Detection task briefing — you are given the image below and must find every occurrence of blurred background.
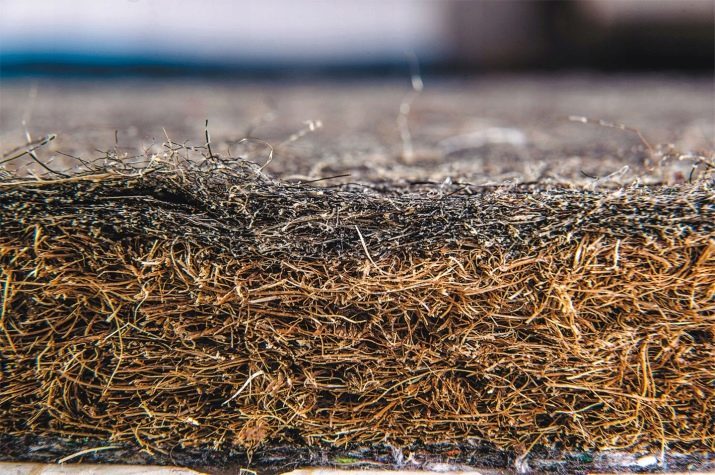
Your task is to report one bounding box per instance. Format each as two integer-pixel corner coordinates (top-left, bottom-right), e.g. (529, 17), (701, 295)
(0, 0), (713, 186)
(1, 0), (713, 76)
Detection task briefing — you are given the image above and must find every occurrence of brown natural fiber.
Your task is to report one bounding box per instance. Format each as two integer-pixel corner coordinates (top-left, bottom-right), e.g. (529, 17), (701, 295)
(1, 149), (713, 458)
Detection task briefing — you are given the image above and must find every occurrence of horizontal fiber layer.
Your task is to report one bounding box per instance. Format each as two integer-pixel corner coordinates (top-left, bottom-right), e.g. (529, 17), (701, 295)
(1, 162), (714, 455)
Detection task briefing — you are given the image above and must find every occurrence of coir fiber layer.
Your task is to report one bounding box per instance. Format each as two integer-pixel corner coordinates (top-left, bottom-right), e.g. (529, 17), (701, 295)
(1, 156), (713, 458)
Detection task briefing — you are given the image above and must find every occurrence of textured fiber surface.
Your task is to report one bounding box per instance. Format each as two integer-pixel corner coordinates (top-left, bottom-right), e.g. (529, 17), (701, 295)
(1, 150), (713, 459)
(1, 77), (714, 471)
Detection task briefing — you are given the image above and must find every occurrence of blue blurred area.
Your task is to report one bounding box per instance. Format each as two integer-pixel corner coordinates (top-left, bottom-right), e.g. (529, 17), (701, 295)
(0, 50), (423, 79)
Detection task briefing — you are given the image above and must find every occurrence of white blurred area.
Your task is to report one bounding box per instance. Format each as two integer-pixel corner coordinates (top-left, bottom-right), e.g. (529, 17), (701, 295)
(0, 0), (450, 64)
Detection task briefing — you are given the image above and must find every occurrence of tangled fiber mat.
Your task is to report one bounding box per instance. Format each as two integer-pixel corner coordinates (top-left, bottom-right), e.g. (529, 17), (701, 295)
(1, 151), (713, 460)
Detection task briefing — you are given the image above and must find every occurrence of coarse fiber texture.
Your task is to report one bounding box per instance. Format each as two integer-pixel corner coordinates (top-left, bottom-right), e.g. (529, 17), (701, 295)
(0, 155), (714, 457)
